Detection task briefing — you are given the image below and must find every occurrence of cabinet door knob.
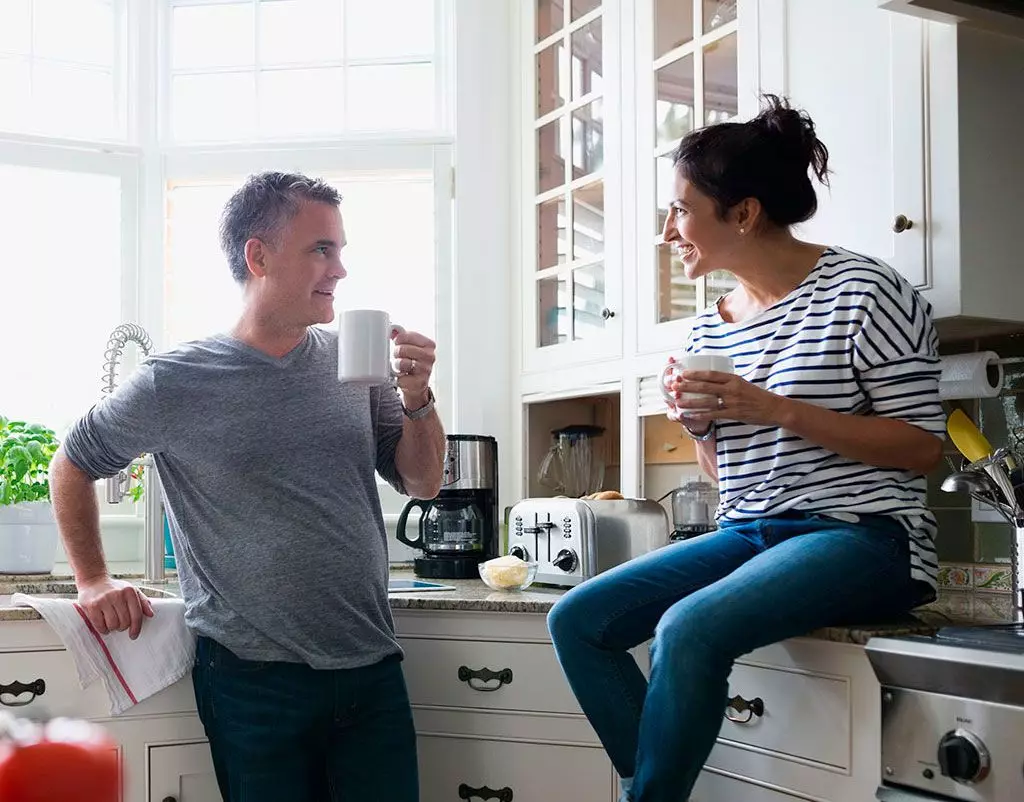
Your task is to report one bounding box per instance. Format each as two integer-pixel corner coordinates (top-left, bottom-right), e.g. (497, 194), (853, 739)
(601, 307), (615, 320)
(893, 214), (914, 233)
(0, 679), (46, 707)
(725, 694), (764, 723)
(459, 783), (513, 801)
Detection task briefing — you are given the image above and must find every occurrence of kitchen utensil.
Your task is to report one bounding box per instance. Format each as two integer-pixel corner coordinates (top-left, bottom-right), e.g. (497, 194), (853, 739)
(947, 409), (993, 463)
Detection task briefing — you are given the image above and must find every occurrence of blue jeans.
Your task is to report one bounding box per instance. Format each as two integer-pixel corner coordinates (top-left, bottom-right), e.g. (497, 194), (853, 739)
(192, 637), (418, 802)
(546, 513), (929, 802)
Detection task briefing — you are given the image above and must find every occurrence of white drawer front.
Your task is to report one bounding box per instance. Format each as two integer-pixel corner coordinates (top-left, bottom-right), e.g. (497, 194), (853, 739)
(720, 661), (851, 770)
(0, 648), (197, 720)
(692, 770), (806, 802)
(417, 734), (612, 802)
(400, 637), (580, 715)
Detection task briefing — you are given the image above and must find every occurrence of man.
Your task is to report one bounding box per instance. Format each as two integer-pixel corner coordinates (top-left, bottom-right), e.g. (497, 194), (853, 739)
(49, 172), (445, 802)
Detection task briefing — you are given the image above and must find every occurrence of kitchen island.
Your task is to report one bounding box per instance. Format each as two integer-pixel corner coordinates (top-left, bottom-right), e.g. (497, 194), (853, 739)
(0, 569), (1015, 801)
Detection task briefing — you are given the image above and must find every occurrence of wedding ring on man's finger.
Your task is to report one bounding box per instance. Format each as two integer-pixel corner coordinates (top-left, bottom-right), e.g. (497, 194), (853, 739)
(717, 396), (725, 410)
(410, 359), (417, 374)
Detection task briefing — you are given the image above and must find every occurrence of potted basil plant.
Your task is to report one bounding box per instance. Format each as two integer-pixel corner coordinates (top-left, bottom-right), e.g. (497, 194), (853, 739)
(0, 416), (60, 574)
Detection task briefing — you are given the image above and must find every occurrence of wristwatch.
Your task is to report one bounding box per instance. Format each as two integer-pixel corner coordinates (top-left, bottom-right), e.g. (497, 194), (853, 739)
(403, 387), (436, 420)
(681, 421), (715, 441)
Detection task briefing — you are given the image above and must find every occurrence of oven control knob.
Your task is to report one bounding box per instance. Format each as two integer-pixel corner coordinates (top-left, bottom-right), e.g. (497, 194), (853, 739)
(509, 545), (530, 561)
(937, 730), (990, 784)
(553, 548), (579, 573)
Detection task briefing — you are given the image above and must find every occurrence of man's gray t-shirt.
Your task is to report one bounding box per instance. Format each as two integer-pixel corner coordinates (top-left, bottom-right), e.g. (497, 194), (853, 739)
(62, 327), (407, 669)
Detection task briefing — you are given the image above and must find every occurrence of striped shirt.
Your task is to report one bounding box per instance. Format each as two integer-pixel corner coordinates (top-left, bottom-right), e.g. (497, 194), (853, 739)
(687, 247), (944, 589)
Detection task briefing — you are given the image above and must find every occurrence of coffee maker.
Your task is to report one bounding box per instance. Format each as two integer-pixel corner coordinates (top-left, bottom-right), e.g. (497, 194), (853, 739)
(396, 434), (499, 578)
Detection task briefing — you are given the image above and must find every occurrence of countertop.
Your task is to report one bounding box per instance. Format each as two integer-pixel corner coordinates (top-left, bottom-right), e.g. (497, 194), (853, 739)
(0, 568), (1014, 646)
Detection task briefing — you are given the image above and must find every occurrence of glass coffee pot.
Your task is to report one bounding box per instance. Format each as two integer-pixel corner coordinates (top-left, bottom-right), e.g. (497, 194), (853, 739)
(396, 495), (485, 557)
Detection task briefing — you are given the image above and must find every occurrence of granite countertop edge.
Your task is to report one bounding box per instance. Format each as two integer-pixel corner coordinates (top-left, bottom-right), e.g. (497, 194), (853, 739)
(0, 570), (1010, 646)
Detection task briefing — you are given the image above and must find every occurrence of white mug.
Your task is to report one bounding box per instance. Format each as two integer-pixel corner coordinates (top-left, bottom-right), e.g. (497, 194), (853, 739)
(660, 353), (735, 411)
(338, 309), (406, 384)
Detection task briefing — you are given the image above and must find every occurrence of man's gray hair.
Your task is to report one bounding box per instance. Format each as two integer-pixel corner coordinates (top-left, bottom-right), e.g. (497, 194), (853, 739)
(219, 171), (342, 284)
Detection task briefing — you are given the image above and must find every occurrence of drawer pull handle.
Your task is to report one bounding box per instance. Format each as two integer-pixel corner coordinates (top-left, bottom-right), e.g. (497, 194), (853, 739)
(0, 679), (46, 707)
(458, 783), (513, 801)
(457, 665), (513, 692)
(725, 694), (764, 724)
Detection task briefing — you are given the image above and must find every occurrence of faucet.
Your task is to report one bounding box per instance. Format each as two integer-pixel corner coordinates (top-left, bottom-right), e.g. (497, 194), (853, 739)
(942, 447), (1024, 621)
(101, 324), (166, 583)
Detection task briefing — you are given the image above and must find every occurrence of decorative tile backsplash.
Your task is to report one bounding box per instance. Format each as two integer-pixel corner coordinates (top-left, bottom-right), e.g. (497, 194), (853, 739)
(929, 330), (1024, 568)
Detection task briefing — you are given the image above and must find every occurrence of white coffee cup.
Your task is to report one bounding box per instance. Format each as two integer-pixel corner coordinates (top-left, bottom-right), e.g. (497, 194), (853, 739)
(338, 309), (406, 384)
(660, 353), (735, 411)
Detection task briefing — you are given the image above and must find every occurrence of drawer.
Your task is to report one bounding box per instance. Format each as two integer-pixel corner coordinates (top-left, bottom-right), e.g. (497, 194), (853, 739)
(417, 733), (612, 802)
(720, 660), (851, 770)
(399, 636), (580, 715)
(692, 769), (806, 802)
(0, 648), (197, 720)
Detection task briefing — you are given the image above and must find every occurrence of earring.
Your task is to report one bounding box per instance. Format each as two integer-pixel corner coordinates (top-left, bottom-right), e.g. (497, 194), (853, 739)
(739, 228), (745, 235)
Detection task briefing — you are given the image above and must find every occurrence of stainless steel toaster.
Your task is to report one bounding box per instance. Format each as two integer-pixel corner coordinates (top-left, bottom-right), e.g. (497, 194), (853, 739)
(506, 498), (671, 587)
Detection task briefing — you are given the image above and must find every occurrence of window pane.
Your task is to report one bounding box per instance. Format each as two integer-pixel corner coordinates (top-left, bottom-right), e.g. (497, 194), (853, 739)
(0, 166), (122, 435)
(655, 0), (693, 57)
(536, 196), (567, 270)
(259, 0), (343, 65)
(571, 0), (600, 20)
(333, 177), (435, 341)
(0, 0), (31, 56)
(536, 0), (562, 42)
(259, 68), (345, 137)
(538, 275), (569, 347)
(172, 72), (258, 142)
(34, 62), (116, 139)
(34, 0), (114, 67)
(535, 40), (564, 118)
(657, 246), (698, 323)
(571, 99), (603, 179)
(656, 54), (694, 149)
(573, 263), (605, 340)
(706, 270), (738, 301)
(704, 32), (738, 125)
(172, 3), (255, 70)
(537, 117), (564, 194)
(656, 153), (676, 235)
(0, 57), (31, 130)
(347, 64), (434, 130)
(572, 181), (603, 261)
(704, 0), (737, 32)
(165, 182), (241, 347)
(346, 0), (434, 60)
(570, 17), (602, 100)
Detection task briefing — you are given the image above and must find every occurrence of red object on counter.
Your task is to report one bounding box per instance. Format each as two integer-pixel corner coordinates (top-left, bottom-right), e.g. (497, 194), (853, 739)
(0, 716), (119, 802)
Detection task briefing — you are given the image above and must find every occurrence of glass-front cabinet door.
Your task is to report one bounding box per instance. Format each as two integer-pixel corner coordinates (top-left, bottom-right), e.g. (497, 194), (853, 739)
(635, 0), (756, 354)
(524, 0), (623, 373)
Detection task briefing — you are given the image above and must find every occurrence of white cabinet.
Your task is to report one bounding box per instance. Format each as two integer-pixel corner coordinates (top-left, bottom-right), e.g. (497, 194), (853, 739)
(148, 742), (220, 802)
(394, 608), (619, 802)
(759, 0), (1024, 329)
(759, 0), (928, 289)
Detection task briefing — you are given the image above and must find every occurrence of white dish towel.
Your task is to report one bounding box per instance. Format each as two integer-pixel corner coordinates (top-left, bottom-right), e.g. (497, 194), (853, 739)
(11, 593), (196, 716)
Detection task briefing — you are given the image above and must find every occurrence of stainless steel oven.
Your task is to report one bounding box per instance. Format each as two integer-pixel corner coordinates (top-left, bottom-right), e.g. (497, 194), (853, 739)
(867, 624), (1024, 801)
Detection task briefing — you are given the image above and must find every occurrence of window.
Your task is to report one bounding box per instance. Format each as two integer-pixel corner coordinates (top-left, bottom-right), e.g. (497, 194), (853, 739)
(652, 0), (739, 324)
(167, 0), (438, 143)
(0, 0), (126, 140)
(0, 160), (132, 436)
(533, 0), (607, 349)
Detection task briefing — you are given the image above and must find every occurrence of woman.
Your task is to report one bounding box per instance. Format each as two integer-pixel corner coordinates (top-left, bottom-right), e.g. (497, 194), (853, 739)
(546, 95), (945, 802)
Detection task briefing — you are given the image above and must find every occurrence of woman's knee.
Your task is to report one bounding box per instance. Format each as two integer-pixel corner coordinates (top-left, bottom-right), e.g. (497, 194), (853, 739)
(547, 584), (602, 644)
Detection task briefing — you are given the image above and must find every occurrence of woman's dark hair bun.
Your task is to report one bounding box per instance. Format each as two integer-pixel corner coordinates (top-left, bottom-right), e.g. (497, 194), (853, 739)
(751, 94), (830, 186)
(672, 94), (831, 228)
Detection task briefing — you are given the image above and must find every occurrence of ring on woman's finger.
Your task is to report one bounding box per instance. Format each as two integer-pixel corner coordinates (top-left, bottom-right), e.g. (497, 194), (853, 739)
(717, 396), (725, 410)
(409, 359), (417, 374)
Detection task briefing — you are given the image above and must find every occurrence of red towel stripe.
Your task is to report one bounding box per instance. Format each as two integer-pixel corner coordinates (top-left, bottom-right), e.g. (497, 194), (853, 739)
(73, 603), (139, 706)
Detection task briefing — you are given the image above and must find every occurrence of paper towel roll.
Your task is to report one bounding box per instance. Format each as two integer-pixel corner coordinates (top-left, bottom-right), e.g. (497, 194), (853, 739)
(938, 351), (1004, 400)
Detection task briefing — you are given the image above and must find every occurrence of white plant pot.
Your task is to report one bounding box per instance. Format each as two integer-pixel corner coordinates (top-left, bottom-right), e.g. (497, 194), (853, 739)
(0, 502), (58, 575)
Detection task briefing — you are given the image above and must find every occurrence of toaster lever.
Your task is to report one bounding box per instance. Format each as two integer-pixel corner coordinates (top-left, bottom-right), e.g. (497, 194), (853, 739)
(522, 521), (556, 534)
